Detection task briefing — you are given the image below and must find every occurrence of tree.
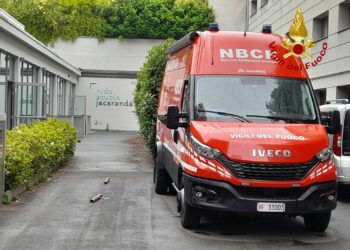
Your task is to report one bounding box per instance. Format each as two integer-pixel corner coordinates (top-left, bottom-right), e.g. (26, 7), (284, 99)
(104, 0), (215, 39)
(0, 0), (109, 44)
(0, 0), (215, 44)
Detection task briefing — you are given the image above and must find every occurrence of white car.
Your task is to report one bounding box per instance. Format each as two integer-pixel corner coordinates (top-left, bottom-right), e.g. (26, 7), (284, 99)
(320, 99), (350, 185)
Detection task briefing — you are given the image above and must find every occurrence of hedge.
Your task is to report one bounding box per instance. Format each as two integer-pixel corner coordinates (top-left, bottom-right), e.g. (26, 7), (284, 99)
(5, 119), (77, 190)
(134, 39), (175, 156)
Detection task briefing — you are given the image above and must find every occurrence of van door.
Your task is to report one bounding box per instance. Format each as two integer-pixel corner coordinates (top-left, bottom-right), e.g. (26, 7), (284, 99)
(341, 110), (350, 178)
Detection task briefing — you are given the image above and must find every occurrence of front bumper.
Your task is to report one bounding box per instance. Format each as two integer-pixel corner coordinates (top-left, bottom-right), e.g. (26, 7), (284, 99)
(183, 174), (337, 215)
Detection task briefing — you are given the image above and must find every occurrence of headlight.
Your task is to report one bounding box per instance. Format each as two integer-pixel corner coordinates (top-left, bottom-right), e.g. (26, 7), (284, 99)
(316, 148), (332, 162)
(190, 135), (221, 160)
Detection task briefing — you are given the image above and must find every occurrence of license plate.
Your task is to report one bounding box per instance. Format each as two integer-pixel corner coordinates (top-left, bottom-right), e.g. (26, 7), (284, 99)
(257, 202), (285, 212)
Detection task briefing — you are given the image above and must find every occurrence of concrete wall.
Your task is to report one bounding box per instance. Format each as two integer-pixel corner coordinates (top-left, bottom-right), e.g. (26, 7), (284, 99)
(77, 77), (138, 131)
(208, 0), (246, 31)
(248, 0), (350, 103)
(52, 38), (162, 71)
(53, 38), (162, 131)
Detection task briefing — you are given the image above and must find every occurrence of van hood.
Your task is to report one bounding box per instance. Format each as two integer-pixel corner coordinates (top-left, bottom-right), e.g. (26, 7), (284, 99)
(190, 121), (328, 164)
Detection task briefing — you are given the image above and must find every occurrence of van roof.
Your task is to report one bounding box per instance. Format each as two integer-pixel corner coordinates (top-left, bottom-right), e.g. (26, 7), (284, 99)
(167, 31), (310, 79)
(320, 103), (350, 120)
(320, 103), (350, 110)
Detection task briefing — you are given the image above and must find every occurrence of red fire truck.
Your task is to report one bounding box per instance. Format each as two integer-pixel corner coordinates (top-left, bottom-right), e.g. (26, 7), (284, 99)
(154, 24), (340, 232)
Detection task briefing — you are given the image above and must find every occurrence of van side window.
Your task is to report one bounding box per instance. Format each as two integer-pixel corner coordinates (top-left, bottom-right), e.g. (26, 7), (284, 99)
(181, 84), (190, 114)
(343, 110), (350, 156)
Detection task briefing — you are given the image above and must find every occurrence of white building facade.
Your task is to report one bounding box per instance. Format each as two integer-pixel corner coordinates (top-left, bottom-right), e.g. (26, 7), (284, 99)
(0, 8), (161, 132)
(208, 0), (246, 31)
(248, 0), (350, 104)
(0, 9), (80, 129)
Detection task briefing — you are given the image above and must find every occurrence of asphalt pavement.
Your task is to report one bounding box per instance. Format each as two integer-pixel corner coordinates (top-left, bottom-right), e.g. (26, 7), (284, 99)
(0, 131), (350, 250)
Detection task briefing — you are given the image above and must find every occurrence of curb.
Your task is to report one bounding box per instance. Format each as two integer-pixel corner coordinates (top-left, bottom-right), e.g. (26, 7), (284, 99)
(5, 176), (39, 202)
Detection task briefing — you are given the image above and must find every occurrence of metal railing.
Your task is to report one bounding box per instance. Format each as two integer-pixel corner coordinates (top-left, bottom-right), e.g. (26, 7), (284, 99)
(15, 114), (92, 138)
(49, 115), (91, 138)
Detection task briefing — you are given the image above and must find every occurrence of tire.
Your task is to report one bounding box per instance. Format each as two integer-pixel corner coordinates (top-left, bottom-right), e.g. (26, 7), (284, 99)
(304, 212), (331, 232)
(179, 178), (201, 228)
(154, 154), (174, 195)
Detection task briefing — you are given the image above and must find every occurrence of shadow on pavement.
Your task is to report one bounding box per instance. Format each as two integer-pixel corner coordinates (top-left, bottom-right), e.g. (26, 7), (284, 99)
(184, 212), (340, 245)
(338, 184), (350, 203)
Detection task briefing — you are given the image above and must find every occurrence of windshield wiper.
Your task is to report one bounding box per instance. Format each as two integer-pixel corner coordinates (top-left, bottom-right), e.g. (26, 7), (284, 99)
(197, 110), (251, 123)
(246, 114), (302, 123)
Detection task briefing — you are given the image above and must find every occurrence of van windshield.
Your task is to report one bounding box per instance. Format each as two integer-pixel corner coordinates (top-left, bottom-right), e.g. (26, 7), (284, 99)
(194, 75), (318, 123)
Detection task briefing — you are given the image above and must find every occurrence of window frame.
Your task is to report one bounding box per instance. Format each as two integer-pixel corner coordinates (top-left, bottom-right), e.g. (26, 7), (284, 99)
(260, 0), (268, 9)
(251, 0), (257, 17)
(313, 11), (329, 41)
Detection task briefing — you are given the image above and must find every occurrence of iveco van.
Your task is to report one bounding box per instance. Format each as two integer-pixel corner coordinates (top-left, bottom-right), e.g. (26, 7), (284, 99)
(154, 24), (340, 232)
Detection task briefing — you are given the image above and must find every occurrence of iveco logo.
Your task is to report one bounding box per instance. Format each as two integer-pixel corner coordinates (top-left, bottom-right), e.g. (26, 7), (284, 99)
(252, 149), (292, 158)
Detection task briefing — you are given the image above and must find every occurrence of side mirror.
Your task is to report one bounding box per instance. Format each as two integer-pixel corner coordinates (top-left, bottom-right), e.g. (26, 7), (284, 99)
(166, 106), (180, 129)
(322, 110), (340, 134)
(166, 106), (188, 129)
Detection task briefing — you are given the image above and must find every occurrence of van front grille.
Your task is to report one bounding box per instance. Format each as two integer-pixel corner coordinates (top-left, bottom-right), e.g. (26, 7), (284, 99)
(234, 186), (306, 199)
(218, 156), (319, 181)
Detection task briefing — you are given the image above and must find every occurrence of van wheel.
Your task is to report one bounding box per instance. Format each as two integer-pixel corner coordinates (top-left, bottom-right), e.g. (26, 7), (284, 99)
(179, 179), (201, 228)
(154, 155), (173, 194)
(304, 212), (331, 232)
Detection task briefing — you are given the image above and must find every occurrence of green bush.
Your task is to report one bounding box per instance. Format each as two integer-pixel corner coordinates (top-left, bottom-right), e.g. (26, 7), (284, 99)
(5, 119), (77, 190)
(0, 0), (215, 44)
(134, 39), (175, 156)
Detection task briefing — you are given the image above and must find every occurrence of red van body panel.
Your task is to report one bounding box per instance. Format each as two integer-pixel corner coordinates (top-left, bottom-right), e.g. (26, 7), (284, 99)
(189, 31), (309, 78)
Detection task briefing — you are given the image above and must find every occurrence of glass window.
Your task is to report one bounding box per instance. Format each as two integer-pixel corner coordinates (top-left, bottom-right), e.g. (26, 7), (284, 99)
(67, 83), (75, 115)
(343, 110), (350, 156)
(251, 0), (257, 16)
(194, 75), (317, 123)
(16, 61), (44, 125)
(181, 84), (190, 113)
(0, 51), (14, 82)
(19, 61), (40, 117)
(57, 77), (66, 115)
(42, 70), (54, 115)
(261, 0), (268, 8)
(0, 85), (5, 113)
(73, 96), (86, 116)
(21, 61), (38, 84)
(339, 2), (350, 31)
(16, 85), (45, 122)
(313, 11), (329, 40)
(0, 51), (14, 116)
(0, 53), (7, 83)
